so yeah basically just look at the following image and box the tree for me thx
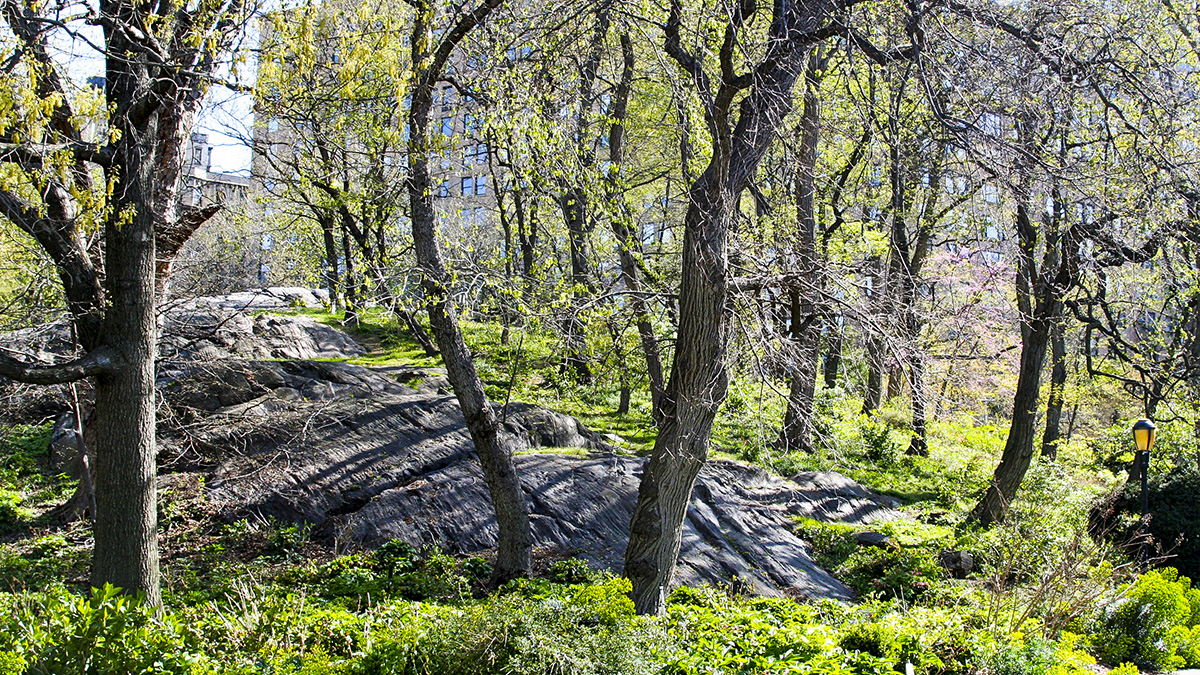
[404,0,533,581]
[0,0,253,603]
[622,0,921,614]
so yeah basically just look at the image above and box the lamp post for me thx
[1132,418,1157,564]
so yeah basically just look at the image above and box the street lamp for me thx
[1132,418,1157,563]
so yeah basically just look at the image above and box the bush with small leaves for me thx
[1090,568,1200,670]
[548,557,596,584]
[838,546,944,601]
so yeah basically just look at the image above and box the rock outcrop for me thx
[7,290,905,600]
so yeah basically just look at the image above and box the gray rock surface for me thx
[6,289,905,600]
[160,310,362,362]
[172,354,900,599]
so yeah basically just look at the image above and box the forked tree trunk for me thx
[973,147,1079,524]
[405,0,530,580]
[624,0,833,611]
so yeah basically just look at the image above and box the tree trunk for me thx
[560,187,594,384]
[90,117,161,605]
[778,57,823,454]
[973,323,1051,524]
[320,214,341,310]
[1041,316,1066,460]
[779,323,820,452]
[823,321,842,389]
[606,31,665,424]
[340,221,360,327]
[405,0,530,581]
[863,336,884,413]
[624,0,826,606]
[907,349,928,456]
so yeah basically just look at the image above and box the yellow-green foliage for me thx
[1092,568,1200,670]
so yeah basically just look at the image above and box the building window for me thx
[980,112,1003,137]
[268,118,280,132]
[440,117,453,137]
[464,114,478,135]
[461,176,473,196]
[475,175,488,195]
[438,180,449,198]
[982,184,1000,204]
[463,143,487,164]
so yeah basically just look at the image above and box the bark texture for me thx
[624,0,842,614]
[405,0,532,580]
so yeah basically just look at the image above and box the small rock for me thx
[855,531,896,549]
[48,412,80,471]
[939,550,975,578]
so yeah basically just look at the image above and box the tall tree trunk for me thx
[90,102,161,604]
[863,336,884,413]
[606,31,665,424]
[625,171,733,614]
[406,0,531,580]
[907,348,928,456]
[972,322,1051,524]
[823,320,842,389]
[320,214,341,310]
[886,366,905,401]
[340,221,360,327]
[560,187,594,384]
[862,260,885,414]
[1041,316,1066,460]
[779,55,823,454]
[624,0,834,611]
[972,143,1078,524]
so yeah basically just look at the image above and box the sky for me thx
[49,12,258,175]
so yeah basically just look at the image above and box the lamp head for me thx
[1132,418,1157,453]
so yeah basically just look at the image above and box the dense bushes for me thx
[0,584,203,675]
[1091,568,1200,670]
[6,565,1200,674]
[1109,462,1200,581]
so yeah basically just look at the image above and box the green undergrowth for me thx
[4,562,1183,675]
[0,423,76,538]
[0,482,1183,675]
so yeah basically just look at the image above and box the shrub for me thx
[861,414,901,467]
[973,632,1097,675]
[281,548,471,603]
[359,577,663,675]
[837,546,944,601]
[0,584,207,674]
[548,557,596,584]
[794,517,858,569]
[1107,462,1200,581]
[1091,567,1200,670]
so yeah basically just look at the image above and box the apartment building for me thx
[180,133,252,208]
